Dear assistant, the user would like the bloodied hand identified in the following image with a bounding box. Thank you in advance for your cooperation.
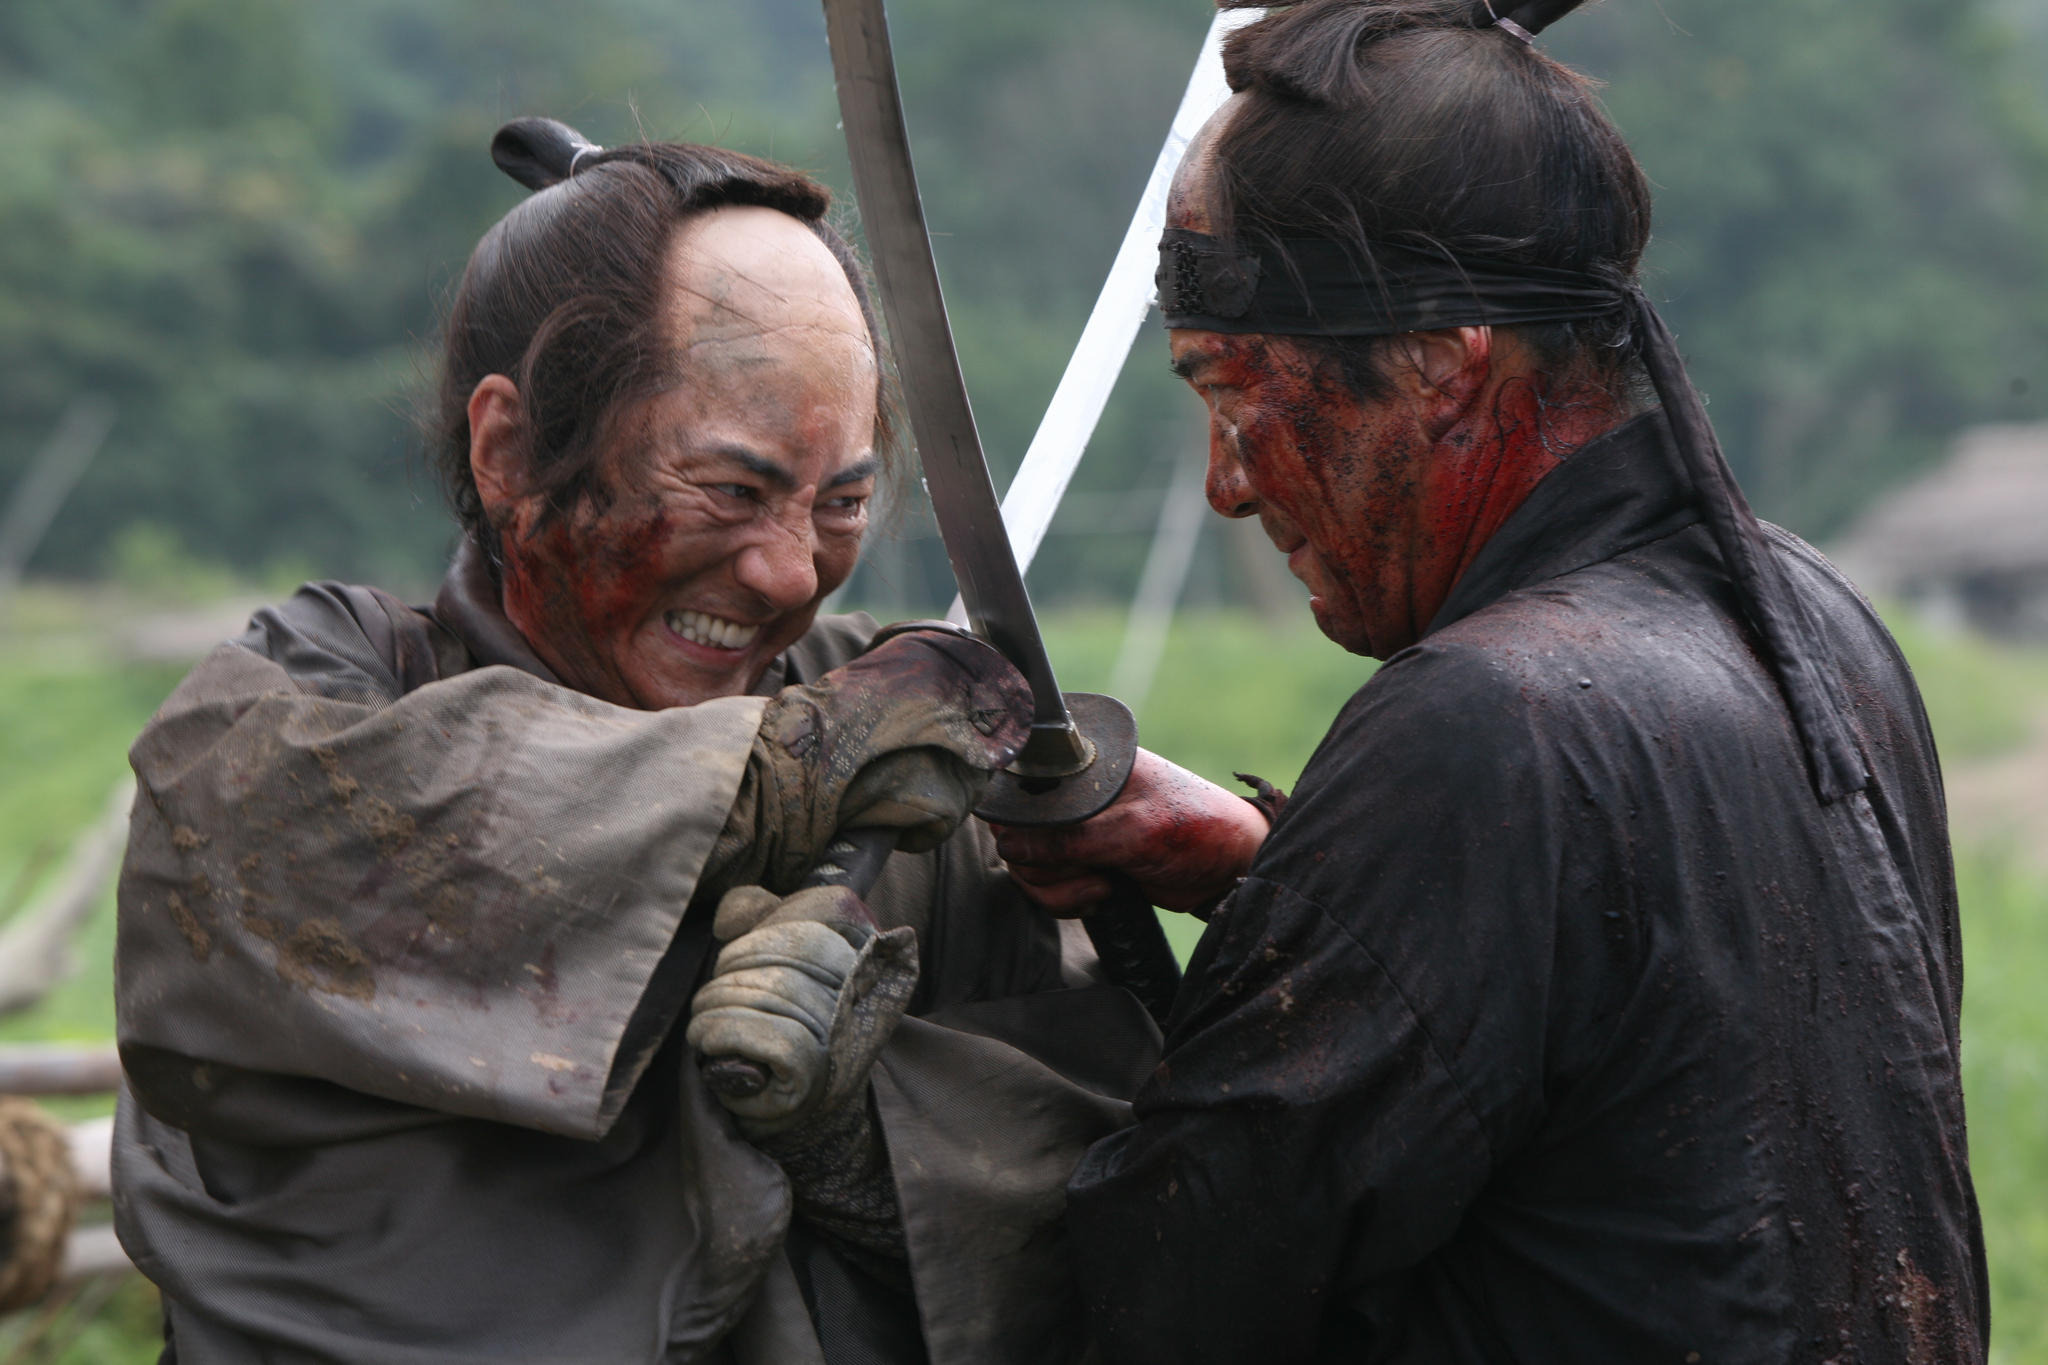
[992,749,1269,915]
[468,204,880,709]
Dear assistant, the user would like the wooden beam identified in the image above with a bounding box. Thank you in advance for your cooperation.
[0,1047,121,1097]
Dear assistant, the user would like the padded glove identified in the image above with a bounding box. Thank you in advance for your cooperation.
[706,626,1032,896]
[685,883,918,1138]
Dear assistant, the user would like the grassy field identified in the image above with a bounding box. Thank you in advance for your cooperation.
[0,591,2042,1358]
[1882,615,2048,1359]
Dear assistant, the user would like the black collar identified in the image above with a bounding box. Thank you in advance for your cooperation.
[1427,409,1701,638]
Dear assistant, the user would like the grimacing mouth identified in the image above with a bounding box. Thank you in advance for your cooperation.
[663,608,764,653]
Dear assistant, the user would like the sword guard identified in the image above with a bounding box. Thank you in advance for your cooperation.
[864,618,982,651]
[974,692,1138,827]
[1009,722,1096,779]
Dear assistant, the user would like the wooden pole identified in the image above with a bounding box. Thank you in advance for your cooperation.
[0,1048,121,1098]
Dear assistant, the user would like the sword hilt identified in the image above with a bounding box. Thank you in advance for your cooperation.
[696,826,900,1102]
[975,692,1137,827]
[968,690,1184,1019]
[1086,875,1184,1027]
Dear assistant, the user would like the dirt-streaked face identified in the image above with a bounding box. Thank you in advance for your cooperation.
[1164,100,1618,659]
[1171,324,1443,658]
[472,204,879,709]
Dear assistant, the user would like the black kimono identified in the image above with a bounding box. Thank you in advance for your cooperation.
[1067,411,1986,1363]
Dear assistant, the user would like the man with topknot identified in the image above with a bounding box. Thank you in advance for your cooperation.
[113,121,1164,1365]
[997,3,1987,1360]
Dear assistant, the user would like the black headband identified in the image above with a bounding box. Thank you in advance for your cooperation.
[1156,228,1870,804]
[1156,229,1624,337]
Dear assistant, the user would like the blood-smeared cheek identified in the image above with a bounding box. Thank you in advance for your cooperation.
[1234,356,1410,588]
[1414,380,1559,589]
[566,502,678,639]
[498,515,582,651]
[498,497,682,697]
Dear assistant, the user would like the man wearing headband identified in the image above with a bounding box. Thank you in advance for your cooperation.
[997,2,1986,1360]
[111,122,1154,1365]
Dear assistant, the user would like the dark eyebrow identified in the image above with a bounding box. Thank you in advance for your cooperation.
[827,456,880,490]
[713,447,799,492]
[1169,352,1201,380]
[688,441,876,492]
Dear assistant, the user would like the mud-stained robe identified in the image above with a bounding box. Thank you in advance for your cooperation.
[1068,411,1987,1364]
[113,544,1158,1365]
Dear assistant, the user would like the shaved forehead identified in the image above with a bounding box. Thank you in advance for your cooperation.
[664,204,873,359]
[1166,94,1243,236]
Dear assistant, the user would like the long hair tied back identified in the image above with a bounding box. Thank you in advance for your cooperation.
[1200,0,1871,803]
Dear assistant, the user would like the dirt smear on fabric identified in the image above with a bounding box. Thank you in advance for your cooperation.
[245,913,376,1001]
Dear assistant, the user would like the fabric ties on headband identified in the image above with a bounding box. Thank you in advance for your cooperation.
[1626,290,1870,802]
[1154,229,1871,804]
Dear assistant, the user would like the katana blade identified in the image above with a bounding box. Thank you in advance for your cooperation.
[823,0,1087,770]
[823,0,1186,1014]
[937,8,1248,626]
[996,8,1251,578]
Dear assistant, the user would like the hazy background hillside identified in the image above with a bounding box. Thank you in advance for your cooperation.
[5,2,2048,1358]
[8,0,2048,601]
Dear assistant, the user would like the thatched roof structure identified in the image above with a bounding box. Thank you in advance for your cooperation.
[1830,424,2048,637]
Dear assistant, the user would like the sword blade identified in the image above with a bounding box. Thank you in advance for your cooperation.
[997,8,1252,578]
[823,0,1074,746]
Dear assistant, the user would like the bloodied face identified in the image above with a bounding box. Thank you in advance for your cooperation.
[468,205,879,708]
[1164,103,1623,660]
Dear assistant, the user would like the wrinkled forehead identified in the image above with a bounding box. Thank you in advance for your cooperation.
[663,205,873,357]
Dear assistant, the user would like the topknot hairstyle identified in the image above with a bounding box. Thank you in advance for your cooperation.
[432,119,892,573]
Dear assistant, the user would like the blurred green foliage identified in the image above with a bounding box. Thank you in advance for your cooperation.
[1956,849,2048,1364]
[1040,608,1375,786]
[1886,605,2048,759]
[0,1272,163,1364]
[1553,0,2048,538]
[4,0,2048,599]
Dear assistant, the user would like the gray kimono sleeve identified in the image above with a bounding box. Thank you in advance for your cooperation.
[117,641,767,1140]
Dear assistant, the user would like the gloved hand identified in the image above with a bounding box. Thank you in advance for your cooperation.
[706,625,1033,897]
[685,882,919,1138]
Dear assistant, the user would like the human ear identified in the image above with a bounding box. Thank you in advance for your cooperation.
[467,375,529,518]
[1396,327,1493,440]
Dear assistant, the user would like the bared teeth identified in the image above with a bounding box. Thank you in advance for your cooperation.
[664,609,761,651]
